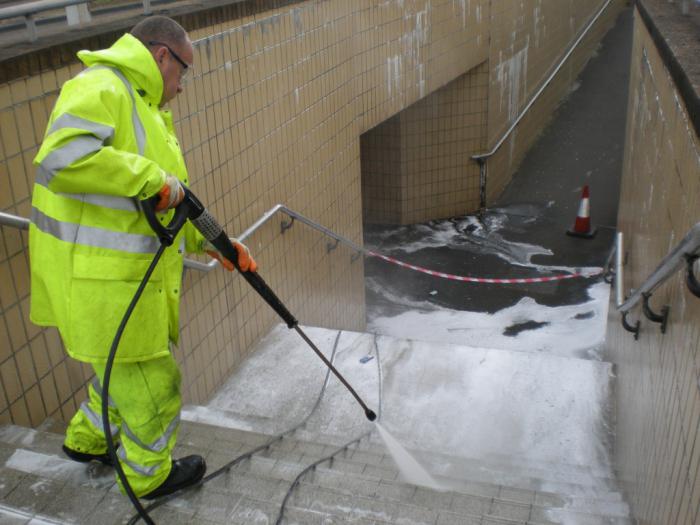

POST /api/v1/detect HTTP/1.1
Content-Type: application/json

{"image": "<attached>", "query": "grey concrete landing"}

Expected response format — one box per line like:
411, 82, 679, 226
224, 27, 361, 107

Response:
0, 419, 633, 525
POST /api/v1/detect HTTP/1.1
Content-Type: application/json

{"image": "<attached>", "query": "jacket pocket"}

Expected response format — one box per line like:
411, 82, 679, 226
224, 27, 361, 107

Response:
67, 253, 169, 362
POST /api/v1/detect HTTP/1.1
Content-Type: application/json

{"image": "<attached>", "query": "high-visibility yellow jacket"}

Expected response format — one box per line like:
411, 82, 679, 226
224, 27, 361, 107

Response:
29, 34, 204, 363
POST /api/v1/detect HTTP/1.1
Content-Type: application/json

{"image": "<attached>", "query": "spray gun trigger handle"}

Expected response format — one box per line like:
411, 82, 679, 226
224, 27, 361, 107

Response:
141, 193, 191, 246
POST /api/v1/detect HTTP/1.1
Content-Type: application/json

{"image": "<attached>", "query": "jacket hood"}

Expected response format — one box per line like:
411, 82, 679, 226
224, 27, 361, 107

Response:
78, 33, 163, 106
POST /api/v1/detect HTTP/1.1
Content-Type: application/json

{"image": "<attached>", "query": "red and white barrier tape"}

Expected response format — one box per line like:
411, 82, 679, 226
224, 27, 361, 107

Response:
367, 250, 603, 284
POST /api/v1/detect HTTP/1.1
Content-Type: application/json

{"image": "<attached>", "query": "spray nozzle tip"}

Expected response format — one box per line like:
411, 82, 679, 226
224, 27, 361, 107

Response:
365, 409, 377, 422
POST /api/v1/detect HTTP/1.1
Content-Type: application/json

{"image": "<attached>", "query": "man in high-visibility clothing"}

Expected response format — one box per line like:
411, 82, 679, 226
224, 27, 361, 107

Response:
29, 16, 256, 499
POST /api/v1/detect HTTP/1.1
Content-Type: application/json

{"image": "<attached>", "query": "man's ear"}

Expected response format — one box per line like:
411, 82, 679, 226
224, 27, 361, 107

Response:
153, 46, 167, 65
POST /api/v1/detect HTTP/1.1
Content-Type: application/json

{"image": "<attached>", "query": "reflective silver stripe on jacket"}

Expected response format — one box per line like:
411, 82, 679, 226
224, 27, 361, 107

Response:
37, 135, 104, 183
48, 113, 115, 144
60, 191, 139, 213
31, 206, 160, 254
38, 112, 116, 186
102, 66, 147, 155
35, 66, 148, 212
36, 165, 139, 213
117, 446, 159, 477
79, 401, 119, 437
122, 414, 180, 454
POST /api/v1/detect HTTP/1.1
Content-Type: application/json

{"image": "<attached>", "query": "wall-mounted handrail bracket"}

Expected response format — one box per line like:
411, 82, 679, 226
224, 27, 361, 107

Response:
326, 239, 339, 254
686, 254, 700, 298
281, 216, 295, 234
618, 223, 700, 315
642, 292, 669, 334
621, 311, 640, 340
350, 251, 362, 263
604, 268, 615, 284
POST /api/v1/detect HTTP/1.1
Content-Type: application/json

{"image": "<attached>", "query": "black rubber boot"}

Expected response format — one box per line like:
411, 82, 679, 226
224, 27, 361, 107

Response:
62, 444, 114, 467
142, 455, 206, 500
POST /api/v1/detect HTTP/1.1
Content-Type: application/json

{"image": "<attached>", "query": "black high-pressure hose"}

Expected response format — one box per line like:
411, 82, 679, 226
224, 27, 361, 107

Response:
103, 186, 376, 524
102, 244, 166, 525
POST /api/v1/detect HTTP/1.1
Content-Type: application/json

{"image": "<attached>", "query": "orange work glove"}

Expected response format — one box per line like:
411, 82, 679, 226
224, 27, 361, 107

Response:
206, 238, 258, 273
155, 175, 185, 212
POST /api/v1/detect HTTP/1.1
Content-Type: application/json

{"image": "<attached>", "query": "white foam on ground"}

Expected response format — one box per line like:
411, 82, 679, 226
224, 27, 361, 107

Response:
366, 211, 601, 275
368, 280, 610, 360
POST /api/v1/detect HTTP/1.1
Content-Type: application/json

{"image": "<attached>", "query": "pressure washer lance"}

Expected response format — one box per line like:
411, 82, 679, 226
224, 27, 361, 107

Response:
102, 185, 376, 523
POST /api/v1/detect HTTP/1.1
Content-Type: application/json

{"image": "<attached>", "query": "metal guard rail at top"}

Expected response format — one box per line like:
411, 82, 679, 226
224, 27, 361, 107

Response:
0, 0, 157, 42
0, 205, 362, 273
0, 0, 159, 19
0, 0, 88, 20
613, 223, 700, 339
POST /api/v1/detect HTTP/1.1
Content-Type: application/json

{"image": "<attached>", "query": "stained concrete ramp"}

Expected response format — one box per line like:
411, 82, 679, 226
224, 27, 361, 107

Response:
201, 325, 615, 481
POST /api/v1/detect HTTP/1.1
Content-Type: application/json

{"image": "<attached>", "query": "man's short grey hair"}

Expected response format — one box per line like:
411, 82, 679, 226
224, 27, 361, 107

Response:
131, 15, 187, 47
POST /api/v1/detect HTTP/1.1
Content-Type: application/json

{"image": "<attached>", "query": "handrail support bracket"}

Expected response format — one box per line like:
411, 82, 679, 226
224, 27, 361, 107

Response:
686, 255, 700, 298
642, 292, 670, 334
326, 239, 339, 254
621, 311, 640, 340
281, 216, 295, 234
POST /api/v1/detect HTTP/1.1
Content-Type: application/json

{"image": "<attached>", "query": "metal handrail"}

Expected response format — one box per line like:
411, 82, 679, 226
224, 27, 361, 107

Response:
238, 204, 363, 251
0, 204, 363, 273
472, 0, 615, 163
188, 203, 365, 272
614, 232, 624, 307
617, 222, 700, 313
0, 211, 29, 230
470, 0, 615, 214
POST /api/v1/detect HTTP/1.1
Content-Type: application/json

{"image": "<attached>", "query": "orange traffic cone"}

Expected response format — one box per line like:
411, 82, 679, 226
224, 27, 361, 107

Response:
567, 185, 597, 238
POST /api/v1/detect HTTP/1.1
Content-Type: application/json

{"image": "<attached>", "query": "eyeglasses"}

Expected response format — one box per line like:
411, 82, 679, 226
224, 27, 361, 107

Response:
149, 40, 190, 81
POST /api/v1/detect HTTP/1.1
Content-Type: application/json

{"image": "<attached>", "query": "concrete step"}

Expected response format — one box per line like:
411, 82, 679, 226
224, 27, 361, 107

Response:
0, 442, 543, 525
0, 420, 626, 514
228, 453, 633, 524
233, 450, 630, 523
295, 429, 622, 492
178, 417, 627, 509
0, 422, 632, 525
161, 453, 559, 525
178, 419, 630, 522
0, 418, 623, 501
183, 401, 621, 485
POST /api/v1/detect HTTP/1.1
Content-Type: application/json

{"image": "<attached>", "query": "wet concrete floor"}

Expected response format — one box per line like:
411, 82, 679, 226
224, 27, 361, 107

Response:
364, 7, 633, 316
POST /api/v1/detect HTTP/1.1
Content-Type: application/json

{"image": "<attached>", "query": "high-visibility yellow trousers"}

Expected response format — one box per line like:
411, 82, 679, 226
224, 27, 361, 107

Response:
64, 354, 181, 497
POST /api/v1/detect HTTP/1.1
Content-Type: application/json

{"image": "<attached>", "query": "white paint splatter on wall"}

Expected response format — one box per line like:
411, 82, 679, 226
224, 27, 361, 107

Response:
496, 41, 529, 123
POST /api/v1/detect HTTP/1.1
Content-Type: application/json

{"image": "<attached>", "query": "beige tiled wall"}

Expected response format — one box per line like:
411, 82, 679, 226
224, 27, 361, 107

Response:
0, 0, 622, 427
607, 7, 700, 525
361, 0, 625, 223
362, 61, 489, 224
0, 0, 488, 426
